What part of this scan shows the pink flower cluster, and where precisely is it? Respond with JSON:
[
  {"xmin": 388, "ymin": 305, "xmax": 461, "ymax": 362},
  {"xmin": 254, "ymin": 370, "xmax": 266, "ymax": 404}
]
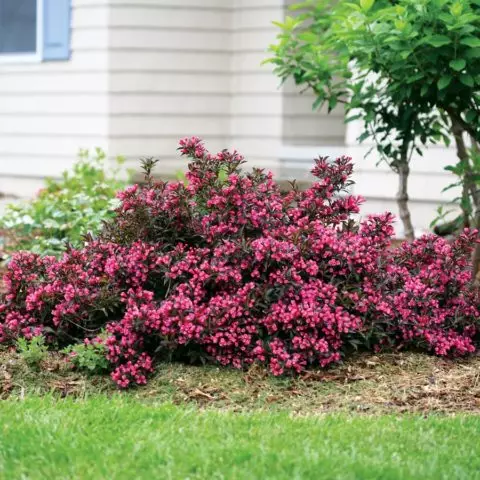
[{"xmin": 0, "ymin": 137, "xmax": 478, "ymax": 387}]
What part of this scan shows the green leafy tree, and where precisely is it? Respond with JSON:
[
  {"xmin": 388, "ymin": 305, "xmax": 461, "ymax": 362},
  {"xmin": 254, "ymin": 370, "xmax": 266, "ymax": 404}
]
[{"xmin": 268, "ymin": 0, "xmax": 480, "ymax": 251}]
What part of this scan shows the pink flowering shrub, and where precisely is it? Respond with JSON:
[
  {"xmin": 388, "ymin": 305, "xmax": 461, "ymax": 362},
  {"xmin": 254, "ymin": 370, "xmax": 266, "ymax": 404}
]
[
  {"xmin": 0, "ymin": 137, "xmax": 478, "ymax": 388},
  {"xmin": 373, "ymin": 232, "xmax": 480, "ymax": 356}
]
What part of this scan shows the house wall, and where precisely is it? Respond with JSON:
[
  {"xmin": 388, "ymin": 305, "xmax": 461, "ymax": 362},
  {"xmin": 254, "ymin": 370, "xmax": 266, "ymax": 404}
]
[
  {"xmin": 106, "ymin": 0, "xmax": 288, "ymax": 175},
  {"xmin": 107, "ymin": 0, "xmax": 233, "ymax": 174},
  {"xmin": 0, "ymin": 0, "xmax": 110, "ymax": 196},
  {"xmin": 228, "ymin": 0, "xmax": 283, "ymax": 174}
]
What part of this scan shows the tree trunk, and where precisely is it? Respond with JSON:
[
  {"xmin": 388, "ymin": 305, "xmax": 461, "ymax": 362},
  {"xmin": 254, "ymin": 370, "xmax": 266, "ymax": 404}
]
[
  {"xmin": 449, "ymin": 113, "xmax": 480, "ymax": 281},
  {"xmin": 450, "ymin": 115, "xmax": 473, "ymax": 224},
  {"xmin": 396, "ymin": 162, "xmax": 415, "ymax": 241},
  {"xmin": 469, "ymin": 137, "xmax": 480, "ymax": 281}
]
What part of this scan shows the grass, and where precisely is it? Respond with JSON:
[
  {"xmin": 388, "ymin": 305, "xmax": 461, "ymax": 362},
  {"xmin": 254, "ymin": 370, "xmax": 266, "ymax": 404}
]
[
  {"xmin": 0, "ymin": 351, "xmax": 479, "ymax": 478},
  {"xmin": 0, "ymin": 396, "xmax": 479, "ymax": 480}
]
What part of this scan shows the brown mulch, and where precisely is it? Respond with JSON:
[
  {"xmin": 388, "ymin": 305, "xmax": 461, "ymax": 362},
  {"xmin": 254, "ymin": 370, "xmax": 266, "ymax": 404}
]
[{"xmin": 1, "ymin": 349, "xmax": 479, "ymax": 415}]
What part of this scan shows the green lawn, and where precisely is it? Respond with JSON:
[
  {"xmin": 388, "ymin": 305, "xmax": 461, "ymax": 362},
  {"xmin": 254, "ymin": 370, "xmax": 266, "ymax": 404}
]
[{"xmin": 0, "ymin": 397, "xmax": 479, "ymax": 480}]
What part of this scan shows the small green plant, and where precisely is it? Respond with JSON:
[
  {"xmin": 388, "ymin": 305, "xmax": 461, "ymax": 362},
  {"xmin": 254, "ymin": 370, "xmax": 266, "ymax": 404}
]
[
  {"xmin": 0, "ymin": 149, "xmax": 130, "ymax": 257},
  {"xmin": 62, "ymin": 338, "xmax": 109, "ymax": 374},
  {"xmin": 16, "ymin": 336, "xmax": 48, "ymax": 368}
]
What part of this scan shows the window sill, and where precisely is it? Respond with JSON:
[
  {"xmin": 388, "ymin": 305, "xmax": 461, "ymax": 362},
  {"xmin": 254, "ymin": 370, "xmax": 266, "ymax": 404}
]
[{"xmin": 0, "ymin": 53, "xmax": 42, "ymax": 65}]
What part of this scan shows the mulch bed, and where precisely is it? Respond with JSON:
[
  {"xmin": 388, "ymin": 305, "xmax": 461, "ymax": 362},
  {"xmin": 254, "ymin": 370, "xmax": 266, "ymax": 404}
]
[{"xmin": 1, "ymin": 349, "xmax": 479, "ymax": 414}]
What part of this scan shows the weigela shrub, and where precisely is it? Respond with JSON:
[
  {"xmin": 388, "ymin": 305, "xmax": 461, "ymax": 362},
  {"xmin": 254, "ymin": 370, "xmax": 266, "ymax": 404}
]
[
  {"xmin": 373, "ymin": 232, "xmax": 480, "ymax": 356},
  {"xmin": 0, "ymin": 137, "xmax": 478, "ymax": 387}
]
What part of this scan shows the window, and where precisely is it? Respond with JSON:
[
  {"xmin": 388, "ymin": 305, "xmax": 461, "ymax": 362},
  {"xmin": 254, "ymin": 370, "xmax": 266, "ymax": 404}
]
[
  {"xmin": 0, "ymin": 0, "xmax": 71, "ymax": 63},
  {"xmin": 0, "ymin": 0, "xmax": 42, "ymax": 60}
]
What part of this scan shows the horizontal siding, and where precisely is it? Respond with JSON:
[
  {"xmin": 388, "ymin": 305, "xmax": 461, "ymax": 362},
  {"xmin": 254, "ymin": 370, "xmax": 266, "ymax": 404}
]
[
  {"xmin": 234, "ymin": 8, "xmax": 282, "ymax": 28},
  {"xmin": 354, "ymin": 170, "xmax": 454, "ymax": 203},
  {"xmin": 110, "ymin": 94, "xmax": 230, "ymax": 115},
  {"xmin": 1, "ymin": 0, "xmax": 405, "ymax": 220},
  {"xmin": 0, "ymin": 117, "xmax": 107, "ymax": 136},
  {"xmin": 108, "ymin": 51, "xmax": 228, "ymax": 72},
  {"xmin": 0, "ymin": 74, "xmax": 108, "ymax": 93},
  {"xmin": 79, "ymin": 0, "xmax": 280, "ymax": 8},
  {"xmin": 109, "ymin": 116, "xmax": 229, "ymax": 136},
  {"xmin": 0, "ymin": 135, "xmax": 117, "ymax": 157},
  {"xmin": 72, "ymin": 30, "xmax": 109, "ymax": 50},
  {"xmin": 108, "ymin": 30, "xmax": 230, "ymax": 51},
  {"xmin": 110, "ymin": 73, "xmax": 229, "ymax": 93},
  {"xmin": 232, "ymin": 51, "xmax": 271, "ymax": 72},
  {"xmin": 0, "ymin": 95, "xmax": 106, "ymax": 114},
  {"xmin": 228, "ymin": 1, "xmax": 284, "ymax": 174},
  {"xmin": 231, "ymin": 95, "xmax": 281, "ymax": 115},
  {"xmin": 0, "ymin": 52, "xmax": 109, "ymax": 71},
  {"xmin": 107, "ymin": 1, "xmax": 233, "ymax": 168},
  {"xmin": 231, "ymin": 73, "xmax": 281, "ymax": 93},
  {"xmin": 109, "ymin": 7, "xmax": 230, "ymax": 29},
  {"xmin": 232, "ymin": 31, "xmax": 277, "ymax": 51},
  {"xmin": 72, "ymin": 5, "xmax": 109, "ymax": 27},
  {"xmin": 0, "ymin": 157, "xmax": 78, "ymax": 178},
  {"xmin": 280, "ymin": 1, "xmax": 347, "ymax": 148},
  {"xmin": 282, "ymin": 79, "xmax": 347, "ymax": 147}
]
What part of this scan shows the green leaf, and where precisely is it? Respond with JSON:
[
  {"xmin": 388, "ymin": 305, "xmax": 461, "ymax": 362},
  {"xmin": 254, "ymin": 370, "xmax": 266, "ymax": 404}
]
[
  {"xmin": 442, "ymin": 182, "xmax": 462, "ymax": 192},
  {"xmin": 358, "ymin": 131, "xmax": 370, "ymax": 142},
  {"xmin": 345, "ymin": 114, "xmax": 363, "ymax": 123},
  {"xmin": 465, "ymin": 110, "xmax": 477, "ymax": 122},
  {"xmin": 328, "ymin": 96, "xmax": 338, "ymax": 112},
  {"xmin": 450, "ymin": 1, "xmax": 463, "ymax": 17},
  {"xmin": 284, "ymin": 16, "xmax": 298, "ymax": 31},
  {"xmin": 426, "ymin": 35, "xmax": 452, "ymax": 47},
  {"xmin": 460, "ymin": 36, "xmax": 480, "ymax": 48},
  {"xmin": 288, "ymin": 1, "xmax": 311, "ymax": 11},
  {"xmin": 449, "ymin": 58, "xmax": 466, "ymax": 71},
  {"xmin": 420, "ymin": 83, "xmax": 429, "ymax": 96},
  {"xmin": 406, "ymin": 72, "xmax": 425, "ymax": 83},
  {"xmin": 298, "ymin": 32, "xmax": 318, "ymax": 43},
  {"xmin": 437, "ymin": 75, "xmax": 452, "ymax": 89},
  {"xmin": 460, "ymin": 74, "xmax": 474, "ymax": 87},
  {"xmin": 360, "ymin": 0, "xmax": 375, "ymax": 11},
  {"xmin": 465, "ymin": 47, "xmax": 480, "ymax": 58},
  {"xmin": 312, "ymin": 96, "xmax": 324, "ymax": 110}
]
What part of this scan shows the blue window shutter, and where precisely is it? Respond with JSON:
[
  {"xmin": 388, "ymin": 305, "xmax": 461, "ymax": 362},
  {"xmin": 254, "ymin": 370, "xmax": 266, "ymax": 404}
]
[{"xmin": 42, "ymin": 0, "xmax": 71, "ymax": 61}]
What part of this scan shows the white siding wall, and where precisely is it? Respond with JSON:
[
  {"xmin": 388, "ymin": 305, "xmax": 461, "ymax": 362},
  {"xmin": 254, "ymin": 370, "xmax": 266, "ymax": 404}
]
[
  {"xmin": 106, "ymin": 0, "xmax": 287, "ymax": 176},
  {"xmin": 0, "ymin": 0, "xmax": 110, "ymax": 196},
  {"xmin": 228, "ymin": 0, "xmax": 284, "ymax": 174},
  {"xmin": 107, "ymin": 0, "xmax": 233, "ymax": 174}
]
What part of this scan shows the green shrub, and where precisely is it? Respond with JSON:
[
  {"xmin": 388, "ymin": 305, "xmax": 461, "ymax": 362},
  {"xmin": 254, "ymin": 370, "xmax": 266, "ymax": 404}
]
[
  {"xmin": 62, "ymin": 336, "xmax": 110, "ymax": 374},
  {"xmin": 0, "ymin": 149, "xmax": 129, "ymax": 257},
  {"xmin": 16, "ymin": 335, "xmax": 48, "ymax": 368}
]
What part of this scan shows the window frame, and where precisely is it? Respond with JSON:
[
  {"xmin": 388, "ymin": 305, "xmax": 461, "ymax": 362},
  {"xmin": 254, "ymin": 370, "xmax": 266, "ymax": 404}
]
[{"xmin": 0, "ymin": 0, "xmax": 44, "ymax": 64}]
